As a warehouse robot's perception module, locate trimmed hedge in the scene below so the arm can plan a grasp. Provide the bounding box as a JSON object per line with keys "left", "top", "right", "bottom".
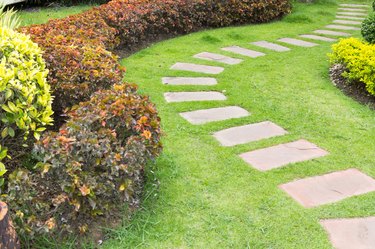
{"left": 19, "top": 0, "right": 291, "bottom": 116}
{"left": 361, "top": 13, "right": 375, "bottom": 44}
{"left": 329, "top": 37, "right": 375, "bottom": 96}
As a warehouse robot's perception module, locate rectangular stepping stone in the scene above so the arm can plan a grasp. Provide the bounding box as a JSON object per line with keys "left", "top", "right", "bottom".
{"left": 320, "top": 217, "right": 375, "bottom": 249}
{"left": 164, "top": 91, "right": 226, "bottom": 103}
{"left": 180, "top": 106, "right": 249, "bottom": 125}
{"left": 337, "top": 12, "right": 367, "bottom": 16}
{"left": 240, "top": 139, "right": 328, "bottom": 171}
{"left": 162, "top": 77, "right": 217, "bottom": 86}
{"left": 193, "top": 52, "right": 243, "bottom": 65}
{"left": 333, "top": 19, "right": 361, "bottom": 25}
{"left": 277, "top": 38, "right": 318, "bottom": 47}
{"left": 221, "top": 46, "right": 265, "bottom": 58}
{"left": 313, "top": 30, "right": 351, "bottom": 37}
{"left": 299, "top": 34, "right": 337, "bottom": 42}
{"left": 325, "top": 24, "right": 360, "bottom": 31}
{"left": 338, "top": 7, "right": 367, "bottom": 12}
{"left": 251, "top": 41, "right": 290, "bottom": 52}
{"left": 170, "top": 62, "right": 224, "bottom": 74}
{"left": 213, "top": 121, "right": 287, "bottom": 147}
{"left": 336, "top": 15, "right": 365, "bottom": 20}
{"left": 279, "top": 169, "right": 375, "bottom": 207}
{"left": 339, "top": 4, "right": 369, "bottom": 8}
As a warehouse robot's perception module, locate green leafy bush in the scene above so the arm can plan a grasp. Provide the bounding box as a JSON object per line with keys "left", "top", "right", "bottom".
{"left": 0, "top": 27, "right": 53, "bottom": 185}
{"left": 329, "top": 37, "right": 375, "bottom": 96}
{"left": 361, "top": 13, "right": 375, "bottom": 44}
{"left": 373, "top": 0, "right": 375, "bottom": 11}
{"left": 7, "top": 83, "right": 162, "bottom": 235}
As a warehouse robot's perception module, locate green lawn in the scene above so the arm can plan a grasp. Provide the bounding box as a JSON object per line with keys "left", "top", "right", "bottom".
{"left": 19, "top": 0, "right": 375, "bottom": 248}
{"left": 18, "top": 4, "right": 94, "bottom": 26}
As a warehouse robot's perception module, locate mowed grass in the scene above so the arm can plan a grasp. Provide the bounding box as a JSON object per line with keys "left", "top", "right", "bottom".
{"left": 18, "top": 0, "right": 375, "bottom": 248}
{"left": 18, "top": 4, "right": 94, "bottom": 26}
{"left": 104, "top": 1, "right": 374, "bottom": 248}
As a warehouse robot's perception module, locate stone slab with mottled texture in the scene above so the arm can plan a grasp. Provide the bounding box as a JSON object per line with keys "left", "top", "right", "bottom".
{"left": 313, "top": 30, "right": 351, "bottom": 37}
{"left": 221, "top": 46, "right": 265, "bottom": 58}
{"left": 299, "top": 34, "right": 337, "bottom": 42}
{"left": 240, "top": 139, "right": 328, "bottom": 171}
{"left": 333, "top": 19, "right": 361, "bottom": 25}
{"left": 162, "top": 77, "right": 218, "bottom": 86}
{"left": 170, "top": 62, "right": 224, "bottom": 74}
{"left": 279, "top": 169, "right": 375, "bottom": 207}
{"left": 193, "top": 52, "right": 243, "bottom": 65}
{"left": 277, "top": 38, "right": 318, "bottom": 47}
{"left": 164, "top": 91, "right": 226, "bottom": 103}
{"left": 180, "top": 106, "right": 249, "bottom": 125}
{"left": 339, "top": 3, "right": 369, "bottom": 8}
{"left": 326, "top": 24, "right": 360, "bottom": 31}
{"left": 251, "top": 41, "right": 290, "bottom": 52}
{"left": 338, "top": 7, "right": 367, "bottom": 12}
{"left": 213, "top": 121, "right": 287, "bottom": 147}
{"left": 336, "top": 15, "right": 365, "bottom": 20}
{"left": 337, "top": 12, "right": 367, "bottom": 16}
{"left": 320, "top": 217, "right": 375, "bottom": 249}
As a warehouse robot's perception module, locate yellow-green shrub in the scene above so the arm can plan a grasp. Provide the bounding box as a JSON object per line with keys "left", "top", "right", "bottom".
{"left": 329, "top": 37, "right": 375, "bottom": 96}
{"left": 0, "top": 27, "right": 53, "bottom": 184}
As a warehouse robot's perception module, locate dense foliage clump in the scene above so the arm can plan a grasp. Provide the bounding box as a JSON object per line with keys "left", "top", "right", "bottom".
{"left": 361, "top": 13, "right": 375, "bottom": 44}
{"left": 7, "top": 83, "right": 162, "bottom": 235}
{"left": 329, "top": 37, "right": 375, "bottom": 96}
{"left": 0, "top": 27, "right": 53, "bottom": 185}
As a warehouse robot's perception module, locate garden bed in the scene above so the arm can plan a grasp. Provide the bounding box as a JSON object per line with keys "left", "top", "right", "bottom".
{"left": 330, "top": 64, "right": 375, "bottom": 109}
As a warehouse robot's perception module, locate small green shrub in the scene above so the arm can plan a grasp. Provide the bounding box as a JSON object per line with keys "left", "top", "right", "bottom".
{"left": 0, "top": 27, "right": 53, "bottom": 187}
{"left": 7, "top": 83, "right": 162, "bottom": 235}
{"left": 329, "top": 37, "right": 375, "bottom": 96}
{"left": 373, "top": 0, "right": 375, "bottom": 11}
{"left": 361, "top": 13, "right": 375, "bottom": 44}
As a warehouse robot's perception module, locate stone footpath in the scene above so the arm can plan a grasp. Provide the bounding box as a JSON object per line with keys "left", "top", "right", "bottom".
{"left": 164, "top": 3, "right": 374, "bottom": 248}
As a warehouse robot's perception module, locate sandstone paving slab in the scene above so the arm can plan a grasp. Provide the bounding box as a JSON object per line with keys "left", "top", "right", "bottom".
{"left": 180, "top": 106, "right": 249, "bottom": 125}
{"left": 213, "top": 121, "right": 288, "bottom": 147}
{"left": 313, "top": 30, "right": 351, "bottom": 37}
{"left": 337, "top": 12, "right": 367, "bottom": 16}
{"left": 333, "top": 19, "right": 362, "bottom": 25}
{"left": 336, "top": 15, "right": 365, "bottom": 20}
{"left": 320, "top": 217, "right": 375, "bottom": 249}
{"left": 338, "top": 7, "right": 367, "bottom": 12}
{"left": 240, "top": 139, "right": 328, "bottom": 171}
{"left": 170, "top": 62, "right": 224, "bottom": 74}
{"left": 339, "top": 4, "right": 369, "bottom": 7}
{"left": 299, "top": 34, "right": 337, "bottom": 42}
{"left": 164, "top": 91, "right": 226, "bottom": 103}
{"left": 221, "top": 46, "right": 265, "bottom": 58}
{"left": 251, "top": 41, "right": 290, "bottom": 52}
{"left": 193, "top": 52, "right": 243, "bottom": 65}
{"left": 162, "top": 77, "right": 217, "bottom": 86}
{"left": 326, "top": 24, "right": 360, "bottom": 31}
{"left": 279, "top": 169, "right": 375, "bottom": 207}
{"left": 277, "top": 38, "right": 318, "bottom": 47}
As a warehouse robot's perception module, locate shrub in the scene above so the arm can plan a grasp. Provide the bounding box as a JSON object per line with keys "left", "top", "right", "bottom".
{"left": 329, "top": 37, "right": 375, "bottom": 96}
{"left": 361, "top": 13, "right": 375, "bottom": 44}
{"left": 6, "top": 83, "right": 162, "bottom": 235}
{"left": 373, "top": 0, "right": 375, "bottom": 11}
{"left": 0, "top": 27, "right": 53, "bottom": 182}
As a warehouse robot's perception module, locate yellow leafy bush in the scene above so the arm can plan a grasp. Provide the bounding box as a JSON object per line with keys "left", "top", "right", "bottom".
{"left": 329, "top": 37, "right": 375, "bottom": 96}
{"left": 0, "top": 27, "right": 53, "bottom": 182}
